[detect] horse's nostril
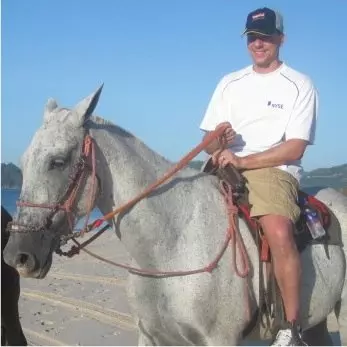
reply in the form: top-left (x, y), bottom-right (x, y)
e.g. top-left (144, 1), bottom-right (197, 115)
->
top-left (15, 252), bottom-right (37, 271)
top-left (17, 253), bottom-right (29, 265)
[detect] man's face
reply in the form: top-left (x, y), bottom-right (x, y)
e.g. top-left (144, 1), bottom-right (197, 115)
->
top-left (247, 33), bottom-right (284, 68)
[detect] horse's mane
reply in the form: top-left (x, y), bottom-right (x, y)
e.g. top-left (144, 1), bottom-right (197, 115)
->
top-left (89, 114), bottom-right (134, 139)
top-left (56, 108), bottom-right (134, 139)
top-left (90, 115), bottom-right (115, 126)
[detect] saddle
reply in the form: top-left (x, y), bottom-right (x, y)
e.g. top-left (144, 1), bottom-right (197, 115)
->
top-left (201, 157), bottom-right (343, 338)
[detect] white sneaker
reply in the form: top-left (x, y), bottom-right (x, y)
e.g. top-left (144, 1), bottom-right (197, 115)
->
top-left (271, 328), bottom-right (307, 346)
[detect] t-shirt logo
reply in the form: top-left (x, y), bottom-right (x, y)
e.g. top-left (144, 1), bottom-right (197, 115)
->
top-left (268, 101), bottom-right (284, 109)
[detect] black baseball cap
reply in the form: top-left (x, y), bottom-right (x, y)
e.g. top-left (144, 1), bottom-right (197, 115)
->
top-left (242, 7), bottom-right (284, 36)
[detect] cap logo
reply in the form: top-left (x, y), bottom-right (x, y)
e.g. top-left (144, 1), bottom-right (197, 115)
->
top-left (252, 12), bottom-right (265, 21)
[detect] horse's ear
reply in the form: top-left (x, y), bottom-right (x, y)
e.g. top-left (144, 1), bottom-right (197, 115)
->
top-left (73, 84), bottom-right (104, 127)
top-left (43, 98), bottom-right (58, 123)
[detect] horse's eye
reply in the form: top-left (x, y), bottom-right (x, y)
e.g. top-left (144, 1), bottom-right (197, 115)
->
top-left (50, 158), bottom-right (66, 170)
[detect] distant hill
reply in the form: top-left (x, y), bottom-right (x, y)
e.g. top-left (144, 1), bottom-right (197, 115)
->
top-left (301, 163), bottom-right (347, 190)
top-left (1, 161), bottom-right (347, 196)
top-left (1, 163), bottom-right (22, 189)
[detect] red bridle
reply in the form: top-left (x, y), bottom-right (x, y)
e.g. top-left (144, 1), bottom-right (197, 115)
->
top-left (7, 134), bottom-right (98, 239)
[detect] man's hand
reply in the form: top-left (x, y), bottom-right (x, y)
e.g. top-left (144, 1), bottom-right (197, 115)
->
top-left (215, 122), bottom-right (236, 147)
top-left (212, 149), bottom-right (243, 169)
top-left (203, 122), bottom-right (236, 155)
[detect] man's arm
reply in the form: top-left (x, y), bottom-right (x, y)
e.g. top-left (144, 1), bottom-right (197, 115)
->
top-left (239, 139), bottom-right (309, 169)
top-left (215, 139), bottom-right (309, 169)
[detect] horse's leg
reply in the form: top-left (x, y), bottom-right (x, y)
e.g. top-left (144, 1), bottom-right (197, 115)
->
top-left (1, 206), bottom-right (27, 346)
top-left (1, 324), bottom-right (7, 346)
top-left (334, 298), bottom-right (347, 346)
top-left (137, 319), bottom-right (157, 346)
top-left (138, 332), bottom-right (155, 347)
top-left (1, 302), bottom-right (27, 346)
top-left (302, 318), bottom-right (334, 346)
top-left (1, 262), bottom-right (27, 346)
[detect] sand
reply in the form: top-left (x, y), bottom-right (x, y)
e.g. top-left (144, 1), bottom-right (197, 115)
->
top-left (17, 231), bottom-right (343, 346)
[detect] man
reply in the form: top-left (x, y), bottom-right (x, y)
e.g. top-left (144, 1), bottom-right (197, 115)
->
top-left (199, 7), bottom-right (317, 346)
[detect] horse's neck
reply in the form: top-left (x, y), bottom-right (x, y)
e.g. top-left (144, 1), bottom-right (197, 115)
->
top-left (88, 123), bottom-right (246, 270)
top-left (91, 124), bottom-right (172, 201)
top-left (88, 122), bottom-right (230, 267)
top-left (90, 125), bottom-right (191, 248)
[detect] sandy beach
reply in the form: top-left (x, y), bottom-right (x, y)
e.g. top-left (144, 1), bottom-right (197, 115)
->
top-left (17, 230), bottom-right (343, 346)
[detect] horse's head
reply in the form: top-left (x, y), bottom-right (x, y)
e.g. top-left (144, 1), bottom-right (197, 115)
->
top-left (4, 85), bottom-right (103, 278)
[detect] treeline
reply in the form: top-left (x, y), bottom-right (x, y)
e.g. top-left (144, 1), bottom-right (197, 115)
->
top-left (1, 163), bottom-right (22, 188)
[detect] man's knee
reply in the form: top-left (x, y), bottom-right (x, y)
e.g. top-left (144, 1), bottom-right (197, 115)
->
top-left (259, 214), bottom-right (299, 257)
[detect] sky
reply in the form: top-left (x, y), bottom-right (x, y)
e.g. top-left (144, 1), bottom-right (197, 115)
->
top-left (2, 0), bottom-right (346, 171)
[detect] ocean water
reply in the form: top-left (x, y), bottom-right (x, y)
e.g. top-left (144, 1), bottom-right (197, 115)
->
top-left (1, 188), bottom-right (20, 215)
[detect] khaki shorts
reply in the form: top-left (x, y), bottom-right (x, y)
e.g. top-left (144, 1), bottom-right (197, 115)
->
top-left (242, 168), bottom-right (300, 223)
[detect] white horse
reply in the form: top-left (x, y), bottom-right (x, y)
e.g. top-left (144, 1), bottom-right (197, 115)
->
top-left (4, 86), bottom-right (347, 345)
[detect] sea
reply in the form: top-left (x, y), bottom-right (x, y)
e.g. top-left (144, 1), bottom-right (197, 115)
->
top-left (1, 188), bottom-right (20, 215)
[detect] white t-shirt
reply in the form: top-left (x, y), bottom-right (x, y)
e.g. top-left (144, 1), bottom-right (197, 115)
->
top-left (199, 63), bottom-right (318, 182)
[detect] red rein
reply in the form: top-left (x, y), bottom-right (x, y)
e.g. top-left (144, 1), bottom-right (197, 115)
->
top-left (15, 126), bottom-right (250, 282)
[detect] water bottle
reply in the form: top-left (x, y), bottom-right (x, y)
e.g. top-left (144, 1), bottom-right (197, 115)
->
top-left (303, 205), bottom-right (326, 239)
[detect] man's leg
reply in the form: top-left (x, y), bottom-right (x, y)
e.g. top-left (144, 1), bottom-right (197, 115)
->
top-left (259, 214), bottom-right (301, 323)
top-left (242, 168), bottom-right (306, 345)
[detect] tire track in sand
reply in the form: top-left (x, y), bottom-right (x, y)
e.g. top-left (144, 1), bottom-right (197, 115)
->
top-left (47, 272), bottom-right (126, 287)
top-left (22, 289), bottom-right (136, 331)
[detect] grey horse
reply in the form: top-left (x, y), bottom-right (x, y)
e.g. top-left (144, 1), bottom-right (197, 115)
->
top-left (4, 86), bottom-right (347, 345)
